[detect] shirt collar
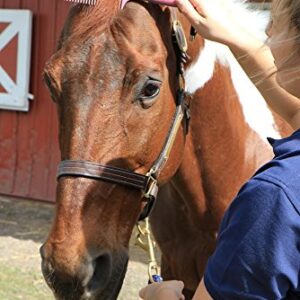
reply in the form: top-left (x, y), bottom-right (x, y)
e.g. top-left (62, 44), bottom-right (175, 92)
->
top-left (267, 128), bottom-right (300, 157)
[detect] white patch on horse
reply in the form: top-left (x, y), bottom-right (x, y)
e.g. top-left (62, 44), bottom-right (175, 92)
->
top-left (184, 44), bottom-right (217, 94)
top-left (184, 0), bottom-right (280, 140)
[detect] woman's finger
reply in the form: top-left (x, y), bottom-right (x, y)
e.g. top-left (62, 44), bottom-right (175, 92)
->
top-left (175, 0), bottom-right (206, 26)
top-left (139, 286), bottom-right (146, 298)
top-left (189, 0), bottom-right (207, 16)
top-left (177, 280), bottom-right (185, 290)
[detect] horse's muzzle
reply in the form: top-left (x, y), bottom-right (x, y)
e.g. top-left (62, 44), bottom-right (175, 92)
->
top-left (40, 244), bottom-right (128, 300)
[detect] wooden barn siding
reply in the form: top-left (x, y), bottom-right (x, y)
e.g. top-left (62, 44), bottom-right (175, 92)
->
top-left (0, 0), bottom-right (70, 202)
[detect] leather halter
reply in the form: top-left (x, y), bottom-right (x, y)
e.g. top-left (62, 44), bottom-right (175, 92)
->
top-left (57, 2), bottom-right (190, 221)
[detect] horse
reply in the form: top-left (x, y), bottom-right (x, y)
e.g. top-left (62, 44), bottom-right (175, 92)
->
top-left (40, 0), bottom-right (291, 299)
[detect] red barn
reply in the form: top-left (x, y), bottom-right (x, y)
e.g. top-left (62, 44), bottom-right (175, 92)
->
top-left (0, 0), bottom-right (70, 202)
top-left (0, 0), bottom-right (271, 203)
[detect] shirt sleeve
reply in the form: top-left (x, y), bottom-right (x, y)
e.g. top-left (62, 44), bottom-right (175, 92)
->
top-left (204, 178), bottom-right (300, 300)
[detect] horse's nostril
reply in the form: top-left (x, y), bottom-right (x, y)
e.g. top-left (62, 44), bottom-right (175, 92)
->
top-left (40, 244), bottom-right (46, 260)
top-left (87, 253), bottom-right (112, 293)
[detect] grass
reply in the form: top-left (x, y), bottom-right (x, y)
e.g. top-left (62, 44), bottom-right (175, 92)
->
top-left (0, 263), bottom-right (53, 300)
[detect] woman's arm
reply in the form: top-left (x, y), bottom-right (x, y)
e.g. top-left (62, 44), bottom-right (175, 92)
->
top-left (192, 279), bottom-right (212, 300)
top-left (175, 0), bottom-right (300, 130)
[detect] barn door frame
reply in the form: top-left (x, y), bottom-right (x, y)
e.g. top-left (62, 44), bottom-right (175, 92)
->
top-left (0, 9), bottom-right (33, 112)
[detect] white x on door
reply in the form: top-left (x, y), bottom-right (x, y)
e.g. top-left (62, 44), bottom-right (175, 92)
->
top-left (0, 9), bottom-right (33, 111)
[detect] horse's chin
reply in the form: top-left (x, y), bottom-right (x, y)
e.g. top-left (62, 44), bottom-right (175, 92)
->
top-left (49, 252), bottom-right (129, 300)
top-left (93, 256), bottom-right (128, 300)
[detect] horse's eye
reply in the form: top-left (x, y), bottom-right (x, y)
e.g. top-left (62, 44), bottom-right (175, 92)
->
top-left (140, 81), bottom-right (161, 100)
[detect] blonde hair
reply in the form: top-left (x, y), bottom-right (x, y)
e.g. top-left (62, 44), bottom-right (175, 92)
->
top-left (272, 0), bottom-right (300, 35)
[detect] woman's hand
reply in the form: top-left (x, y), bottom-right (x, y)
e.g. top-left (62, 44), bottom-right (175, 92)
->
top-left (139, 280), bottom-right (185, 300)
top-left (174, 0), bottom-right (251, 47)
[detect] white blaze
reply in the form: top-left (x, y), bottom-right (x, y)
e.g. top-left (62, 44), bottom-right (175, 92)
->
top-left (184, 0), bottom-right (280, 140)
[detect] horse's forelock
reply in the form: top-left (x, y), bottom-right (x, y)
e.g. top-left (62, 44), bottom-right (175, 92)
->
top-left (44, 0), bottom-right (118, 99)
top-left (65, 0), bottom-right (121, 40)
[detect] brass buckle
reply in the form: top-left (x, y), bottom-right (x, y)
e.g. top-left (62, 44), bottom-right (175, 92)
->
top-left (172, 20), bottom-right (188, 53)
top-left (144, 173), bottom-right (158, 199)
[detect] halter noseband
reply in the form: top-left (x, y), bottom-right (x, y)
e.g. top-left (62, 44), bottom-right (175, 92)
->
top-left (57, 4), bottom-right (190, 221)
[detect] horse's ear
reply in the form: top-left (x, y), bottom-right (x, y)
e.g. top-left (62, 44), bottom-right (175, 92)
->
top-left (43, 57), bottom-right (62, 102)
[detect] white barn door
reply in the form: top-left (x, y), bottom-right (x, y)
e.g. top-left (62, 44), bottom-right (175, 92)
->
top-left (0, 9), bottom-right (33, 111)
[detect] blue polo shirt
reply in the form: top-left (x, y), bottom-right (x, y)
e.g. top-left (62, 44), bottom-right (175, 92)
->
top-left (204, 129), bottom-right (300, 299)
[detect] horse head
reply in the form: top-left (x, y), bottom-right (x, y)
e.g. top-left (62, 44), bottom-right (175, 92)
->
top-left (41, 1), bottom-right (192, 299)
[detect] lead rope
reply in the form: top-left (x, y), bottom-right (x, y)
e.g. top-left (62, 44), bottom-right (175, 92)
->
top-left (135, 218), bottom-right (163, 283)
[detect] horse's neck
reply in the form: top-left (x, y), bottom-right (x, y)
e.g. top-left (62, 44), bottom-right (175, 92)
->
top-left (174, 38), bottom-right (284, 228)
top-left (187, 40), bottom-right (280, 156)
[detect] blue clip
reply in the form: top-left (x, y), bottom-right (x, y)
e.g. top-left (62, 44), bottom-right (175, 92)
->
top-left (152, 275), bottom-right (163, 283)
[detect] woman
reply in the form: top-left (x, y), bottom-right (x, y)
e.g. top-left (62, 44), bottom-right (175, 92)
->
top-left (139, 0), bottom-right (300, 299)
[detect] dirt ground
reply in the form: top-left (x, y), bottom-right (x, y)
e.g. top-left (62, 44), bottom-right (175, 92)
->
top-left (0, 195), bottom-right (157, 300)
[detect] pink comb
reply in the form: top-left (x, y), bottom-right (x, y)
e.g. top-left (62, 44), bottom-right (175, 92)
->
top-left (64, 0), bottom-right (97, 4)
top-left (64, 0), bottom-right (177, 8)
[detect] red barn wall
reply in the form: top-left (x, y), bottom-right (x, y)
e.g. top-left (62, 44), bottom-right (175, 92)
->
top-left (0, 0), bottom-right (70, 202)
